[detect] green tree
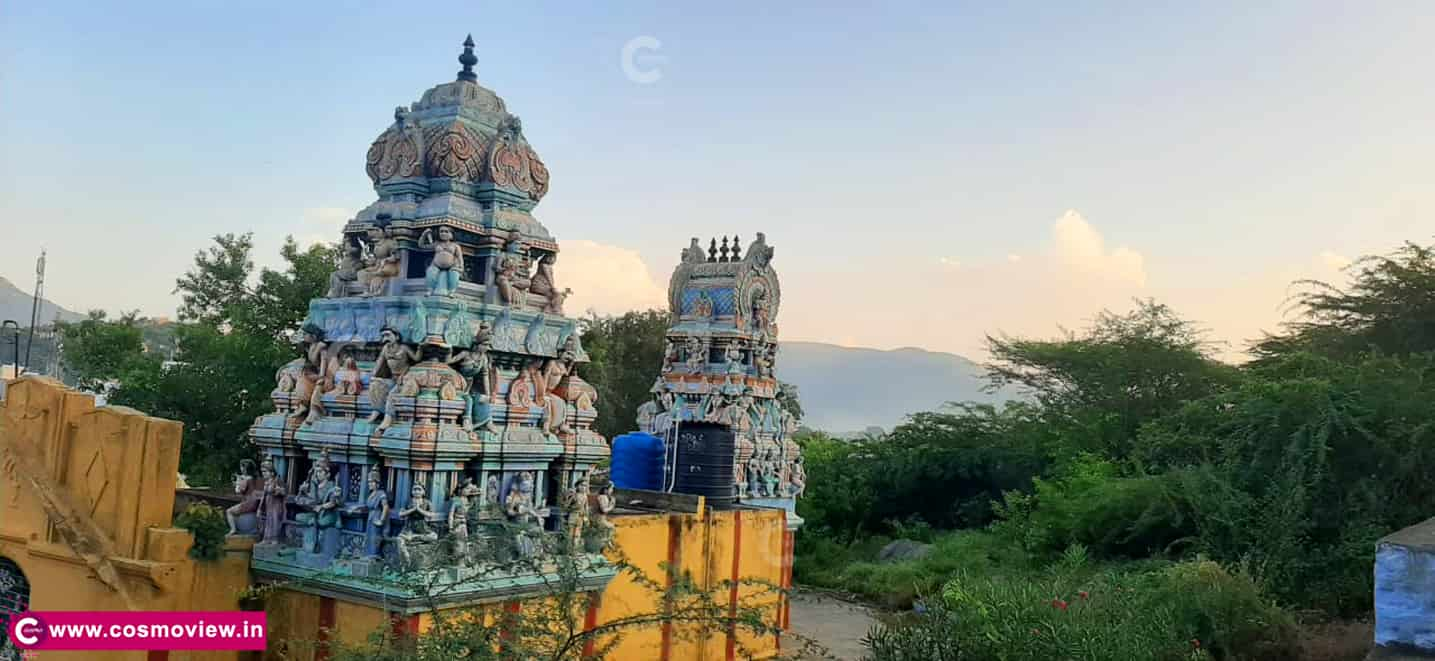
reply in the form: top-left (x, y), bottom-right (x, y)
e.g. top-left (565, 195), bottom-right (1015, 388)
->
top-left (578, 309), bottom-right (670, 440)
top-left (56, 310), bottom-right (152, 390)
top-left (58, 234), bottom-right (336, 485)
top-left (1254, 241), bottom-right (1435, 362)
top-left (985, 299), bottom-right (1239, 461)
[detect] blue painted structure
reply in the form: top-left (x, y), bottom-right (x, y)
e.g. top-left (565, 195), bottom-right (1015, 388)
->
top-left (611, 432), bottom-right (665, 491)
top-left (1374, 516), bottom-right (1435, 653)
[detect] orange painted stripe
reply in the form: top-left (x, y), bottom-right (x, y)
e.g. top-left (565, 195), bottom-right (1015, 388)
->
top-left (501, 600), bottom-right (522, 639)
top-left (784, 530), bottom-right (795, 629)
top-left (581, 591), bottom-right (603, 658)
top-left (316, 596), bottom-right (336, 661)
top-left (725, 510), bottom-right (743, 661)
top-left (659, 514), bottom-right (682, 661)
top-left (390, 611), bottom-right (419, 640)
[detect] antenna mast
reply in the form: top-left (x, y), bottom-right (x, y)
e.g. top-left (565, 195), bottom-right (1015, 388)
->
top-left (24, 250), bottom-right (45, 372)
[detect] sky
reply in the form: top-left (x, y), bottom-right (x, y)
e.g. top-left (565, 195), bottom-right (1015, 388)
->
top-left (2, 2), bottom-right (1432, 361)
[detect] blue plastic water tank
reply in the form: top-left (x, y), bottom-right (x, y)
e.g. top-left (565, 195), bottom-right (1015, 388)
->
top-left (611, 431), bottom-right (665, 490)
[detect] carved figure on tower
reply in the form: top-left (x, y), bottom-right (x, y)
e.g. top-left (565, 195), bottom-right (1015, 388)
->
top-left (419, 226), bottom-right (464, 297)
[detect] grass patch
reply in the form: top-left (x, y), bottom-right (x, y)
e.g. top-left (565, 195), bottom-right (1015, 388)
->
top-left (796, 530), bottom-right (1031, 609)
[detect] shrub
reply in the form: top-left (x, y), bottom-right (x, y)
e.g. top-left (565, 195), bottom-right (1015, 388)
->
top-left (174, 502), bottom-right (228, 561)
top-left (797, 530), bottom-right (1026, 609)
top-left (993, 455), bottom-right (1194, 560)
top-left (864, 560), bottom-right (1298, 661)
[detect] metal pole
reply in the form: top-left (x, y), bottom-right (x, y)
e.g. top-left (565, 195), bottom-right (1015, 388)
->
top-left (24, 251), bottom-right (45, 372)
top-left (1, 320), bottom-right (19, 377)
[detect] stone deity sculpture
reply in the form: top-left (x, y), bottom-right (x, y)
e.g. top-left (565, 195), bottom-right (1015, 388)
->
top-left (368, 327), bottom-right (420, 427)
top-left (397, 483), bottom-right (438, 566)
top-left (327, 241), bottom-right (363, 297)
top-left (661, 340), bottom-right (678, 374)
top-left (225, 459), bottom-right (262, 536)
top-left (525, 254), bottom-right (570, 314)
top-left (333, 347), bottom-right (363, 395)
top-left (724, 340), bottom-right (746, 375)
top-left (448, 486), bottom-right (471, 564)
top-left (495, 254), bottom-right (527, 305)
top-left (505, 472), bottom-right (543, 558)
top-left (483, 474), bottom-right (502, 518)
top-left (533, 342), bottom-right (576, 436)
top-left (789, 455), bottom-right (807, 499)
top-left (459, 478), bottom-right (482, 529)
top-left (754, 343), bottom-right (774, 379)
top-left (447, 323), bottom-right (497, 433)
top-left (360, 226), bottom-right (402, 297)
top-left (682, 237), bottom-right (706, 264)
top-left (257, 459), bottom-right (287, 545)
top-left (419, 227), bottom-right (464, 297)
top-left (295, 453), bottom-right (341, 556)
top-left (684, 336), bottom-right (705, 372)
top-left (527, 253), bottom-right (558, 300)
top-left (363, 469), bottom-right (389, 558)
top-left (745, 452), bottom-right (763, 498)
top-left (291, 323), bottom-right (329, 422)
top-left (750, 288), bottom-right (770, 331)
top-left (762, 449), bottom-right (781, 498)
top-left (590, 481), bottom-right (617, 550)
top-left (562, 475), bottom-right (590, 546)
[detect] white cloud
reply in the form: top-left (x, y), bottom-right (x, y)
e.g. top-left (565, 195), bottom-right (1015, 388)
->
top-left (1007, 254), bottom-right (1023, 263)
top-left (1051, 209), bottom-right (1147, 286)
top-left (298, 207), bottom-right (353, 247)
top-left (937, 256), bottom-right (962, 270)
top-left (1318, 250), bottom-right (1352, 270)
top-left (558, 239), bottom-right (667, 316)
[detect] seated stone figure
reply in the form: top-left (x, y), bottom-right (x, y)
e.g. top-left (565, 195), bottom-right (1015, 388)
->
top-left (225, 459), bottom-right (263, 536)
top-left (396, 483), bottom-right (439, 567)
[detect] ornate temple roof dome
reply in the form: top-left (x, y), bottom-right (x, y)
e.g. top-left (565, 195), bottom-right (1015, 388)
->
top-left (362, 35), bottom-right (549, 209)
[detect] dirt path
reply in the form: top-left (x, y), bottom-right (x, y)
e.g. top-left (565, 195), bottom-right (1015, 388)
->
top-left (787, 588), bottom-right (880, 660)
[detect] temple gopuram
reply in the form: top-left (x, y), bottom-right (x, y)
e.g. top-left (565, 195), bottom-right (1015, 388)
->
top-left (246, 35), bottom-right (611, 602)
top-left (0, 37), bottom-right (794, 661)
top-left (637, 235), bottom-right (806, 524)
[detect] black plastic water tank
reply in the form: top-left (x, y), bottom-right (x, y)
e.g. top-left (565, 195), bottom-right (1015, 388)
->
top-left (672, 422), bottom-right (735, 507)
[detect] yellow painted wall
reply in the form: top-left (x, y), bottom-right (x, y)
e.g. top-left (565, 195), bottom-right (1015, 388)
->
top-left (0, 377), bottom-right (253, 661)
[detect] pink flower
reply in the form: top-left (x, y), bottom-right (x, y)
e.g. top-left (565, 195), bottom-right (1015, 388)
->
top-left (1077, 591), bottom-right (1090, 600)
top-left (1050, 598), bottom-right (1069, 611)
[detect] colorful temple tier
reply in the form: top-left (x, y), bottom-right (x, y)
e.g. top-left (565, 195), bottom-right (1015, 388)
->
top-left (636, 234), bottom-right (807, 524)
top-left (245, 37), bottom-right (611, 602)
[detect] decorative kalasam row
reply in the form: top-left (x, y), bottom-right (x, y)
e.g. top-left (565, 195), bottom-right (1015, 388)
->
top-left (366, 113), bottom-right (549, 202)
top-left (638, 234), bottom-right (804, 502)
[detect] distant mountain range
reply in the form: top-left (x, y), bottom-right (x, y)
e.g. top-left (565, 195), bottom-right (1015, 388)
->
top-left (0, 276), bottom-right (82, 327)
top-left (778, 341), bottom-right (1013, 434)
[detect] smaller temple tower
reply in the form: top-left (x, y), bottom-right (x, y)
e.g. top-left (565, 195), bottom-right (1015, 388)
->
top-left (637, 234), bottom-right (805, 521)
